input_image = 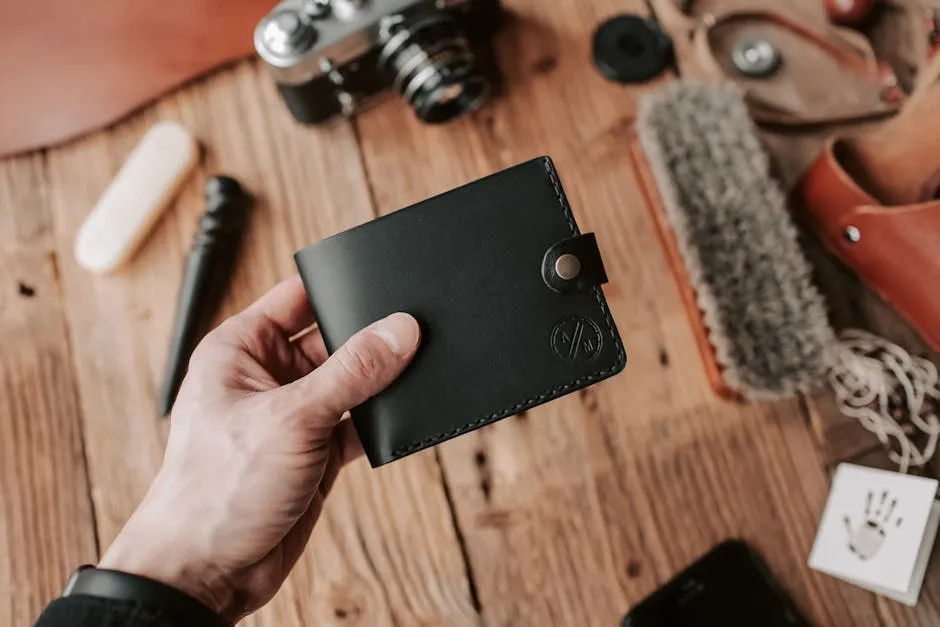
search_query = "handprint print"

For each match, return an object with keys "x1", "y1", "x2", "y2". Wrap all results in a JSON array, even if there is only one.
[{"x1": 844, "y1": 489, "x2": 903, "y2": 560}]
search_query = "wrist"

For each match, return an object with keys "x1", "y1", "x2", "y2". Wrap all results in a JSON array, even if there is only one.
[
  {"x1": 61, "y1": 565, "x2": 230, "y2": 627},
  {"x1": 99, "y1": 500, "x2": 237, "y2": 620}
]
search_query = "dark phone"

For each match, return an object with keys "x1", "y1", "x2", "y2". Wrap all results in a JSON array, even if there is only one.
[{"x1": 622, "y1": 540, "x2": 811, "y2": 627}]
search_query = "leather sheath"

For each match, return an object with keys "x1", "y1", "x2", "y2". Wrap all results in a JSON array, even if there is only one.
[
  {"x1": 797, "y1": 55, "x2": 940, "y2": 352},
  {"x1": 294, "y1": 157, "x2": 626, "y2": 467}
]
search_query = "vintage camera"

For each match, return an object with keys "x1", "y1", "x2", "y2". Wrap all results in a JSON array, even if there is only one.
[{"x1": 254, "y1": 0, "x2": 502, "y2": 125}]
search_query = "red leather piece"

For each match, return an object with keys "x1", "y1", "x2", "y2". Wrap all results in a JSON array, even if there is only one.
[
  {"x1": 798, "y1": 139, "x2": 940, "y2": 351},
  {"x1": 0, "y1": 0, "x2": 272, "y2": 157}
]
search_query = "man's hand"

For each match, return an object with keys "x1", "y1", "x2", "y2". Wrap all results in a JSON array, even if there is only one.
[{"x1": 98, "y1": 277, "x2": 421, "y2": 621}]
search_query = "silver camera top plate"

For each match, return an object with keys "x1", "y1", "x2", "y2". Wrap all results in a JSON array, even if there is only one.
[{"x1": 256, "y1": 0, "x2": 453, "y2": 85}]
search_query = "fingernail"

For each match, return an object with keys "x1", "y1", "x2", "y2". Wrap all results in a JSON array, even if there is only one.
[{"x1": 373, "y1": 313, "x2": 420, "y2": 356}]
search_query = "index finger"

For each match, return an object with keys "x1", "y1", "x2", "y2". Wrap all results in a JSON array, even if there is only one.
[{"x1": 243, "y1": 275, "x2": 316, "y2": 339}]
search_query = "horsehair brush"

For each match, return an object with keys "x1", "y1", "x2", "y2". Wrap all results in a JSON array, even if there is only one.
[
  {"x1": 635, "y1": 81, "x2": 835, "y2": 400},
  {"x1": 634, "y1": 80, "x2": 940, "y2": 473}
]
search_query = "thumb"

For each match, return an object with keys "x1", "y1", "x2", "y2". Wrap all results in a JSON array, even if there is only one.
[{"x1": 281, "y1": 312, "x2": 421, "y2": 421}]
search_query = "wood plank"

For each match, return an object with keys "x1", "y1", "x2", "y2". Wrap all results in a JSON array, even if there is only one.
[
  {"x1": 40, "y1": 60, "x2": 477, "y2": 626},
  {"x1": 0, "y1": 248, "x2": 97, "y2": 625},
  {"x1": 0, "y1": 152, "x2": 53, "y2": 249},
  {"x1": 352, "y1": 0, "x2": 889, "y2": 624}
]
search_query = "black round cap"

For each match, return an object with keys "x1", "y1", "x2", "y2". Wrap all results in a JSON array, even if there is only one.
[{"x1": 592, "y1": 15, "x2": 672, "y2": 84}]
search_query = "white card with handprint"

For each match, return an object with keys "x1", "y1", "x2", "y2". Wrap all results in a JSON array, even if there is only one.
[{"x1": 809, "y1": 463, "x2": 940, "y2": 606}]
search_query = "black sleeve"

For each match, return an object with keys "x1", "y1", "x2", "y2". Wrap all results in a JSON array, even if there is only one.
[{"x1": 35, "y1": 595, "x2": 185, "y2": 627}]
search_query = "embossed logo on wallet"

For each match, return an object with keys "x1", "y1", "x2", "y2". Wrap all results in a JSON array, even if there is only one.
[{"x1": 551, "y1": 317, "x2": 603, "y2": 364}]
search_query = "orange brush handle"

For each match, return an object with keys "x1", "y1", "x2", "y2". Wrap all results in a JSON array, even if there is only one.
[{"x1": 628, "y1": 139, "x2": 740, "y2": 401}]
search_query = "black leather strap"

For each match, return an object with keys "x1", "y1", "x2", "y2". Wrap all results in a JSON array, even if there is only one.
[{"x1": 62, "y1": 566, "x2": 228, "y2": 627}]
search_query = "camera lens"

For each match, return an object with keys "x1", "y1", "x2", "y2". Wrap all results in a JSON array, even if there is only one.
[{"x1": 379, "y1": 13, "x2": 490, "y2": 124}]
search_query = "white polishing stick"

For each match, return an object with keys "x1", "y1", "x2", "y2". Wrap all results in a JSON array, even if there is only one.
[{"x1": 75, "y1": 121, "x2": 199, "y2": 274}]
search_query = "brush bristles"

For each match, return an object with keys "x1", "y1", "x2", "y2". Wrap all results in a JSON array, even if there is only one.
[{"x1": 637, "y1": 81, "x2": 835, "y2": 399}]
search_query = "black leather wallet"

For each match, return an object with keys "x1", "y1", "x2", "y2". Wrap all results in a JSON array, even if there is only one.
[{"x1": 295, "y1": 157, "x2": 626, "y2": 467}]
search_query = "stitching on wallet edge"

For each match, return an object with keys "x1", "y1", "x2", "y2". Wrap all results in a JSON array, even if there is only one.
[{"x1": 391, "y1": 157, "x2": 626, "y2": 459}]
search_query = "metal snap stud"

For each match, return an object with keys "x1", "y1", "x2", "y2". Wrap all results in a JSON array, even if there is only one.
[
  {"x1": 555, "y1": 254, "x2": 582, "y2": 281},
  {"x1": 732, "y1": 38, "x2": 782, "y2": 78},
  {"x1": 844, "y1": 225, "x2": 861, "y2": 243}
]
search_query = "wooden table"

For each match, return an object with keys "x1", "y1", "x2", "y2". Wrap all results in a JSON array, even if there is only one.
[{"x1": 3, "y1": 0, "x2": 940, "y2": 625}]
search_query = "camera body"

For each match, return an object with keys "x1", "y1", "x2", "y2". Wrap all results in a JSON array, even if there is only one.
[{"x1": 254, "y1": 0, "x2": 502, "y2": 125}]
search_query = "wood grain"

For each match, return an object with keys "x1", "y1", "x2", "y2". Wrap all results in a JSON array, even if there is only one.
[{"x1": 0, "y1": 248, "x2": 97, "y2": 625}]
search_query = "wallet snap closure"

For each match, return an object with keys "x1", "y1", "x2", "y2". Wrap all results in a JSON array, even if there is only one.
[{"x1": 541, "y1": 233, "x2": 609, "y2": 293}]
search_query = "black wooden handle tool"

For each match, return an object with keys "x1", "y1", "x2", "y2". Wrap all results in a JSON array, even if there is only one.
[{"x1": 158, "y1": 176, "x2": 251, "y2": 417}]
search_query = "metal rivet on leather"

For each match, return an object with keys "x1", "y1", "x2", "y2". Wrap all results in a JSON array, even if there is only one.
[
  {"x1": 555, "y1": 253, "x2": 582, "y2": 280},
  {"x1": 844, "y1": 225, "x2": 861, "y2": 243},
  {"x1": 732, "y1": 38, "x2": 782, "y2": 78}
]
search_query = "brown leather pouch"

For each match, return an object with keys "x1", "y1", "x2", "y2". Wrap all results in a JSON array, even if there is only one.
[
  {"x1": 651, "y1": 0, "x2": 903, "y2": 126},
  {"x1": 650, "y1": 0, "x2": 831, "y2": 34},
  {"x1": 0, "y1": 0, "x2": 272, "y2": 157},
  {"x1": 797, "y1": 56, "x2": 940, "y2": 351}
]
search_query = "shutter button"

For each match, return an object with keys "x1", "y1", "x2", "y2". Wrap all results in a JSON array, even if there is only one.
[{"x1": 260, "y1": 10, "x2": 318, "y2": 58}]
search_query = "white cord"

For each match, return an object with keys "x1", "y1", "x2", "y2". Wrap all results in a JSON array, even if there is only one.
[{"x1": 829, "y1": 329, "x2": 940, "y2": 474}]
